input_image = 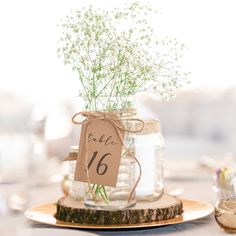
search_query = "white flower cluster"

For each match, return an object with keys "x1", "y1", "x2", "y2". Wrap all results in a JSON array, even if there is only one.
[{"x1": 58, "y1": 2, "x2": 189, "y2": 110}]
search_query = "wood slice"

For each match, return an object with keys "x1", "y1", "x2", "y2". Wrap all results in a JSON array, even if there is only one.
[{"x1": 55, "y1": 194, "x2": 183, "y2": 225}]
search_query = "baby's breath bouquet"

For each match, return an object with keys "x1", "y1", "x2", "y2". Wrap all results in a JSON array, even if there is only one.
[{"x1": 58, "y1": 2, "x2": 189, "y2": 111}]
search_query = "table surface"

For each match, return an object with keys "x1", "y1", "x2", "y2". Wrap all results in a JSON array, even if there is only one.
[{"x1": 1, "y1": 175, "x2": 227, "y2": 236}]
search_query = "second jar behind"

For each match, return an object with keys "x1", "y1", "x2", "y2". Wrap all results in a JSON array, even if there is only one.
[{"x1": 134, "y1": 119, "x2": 164, "y2": 201}]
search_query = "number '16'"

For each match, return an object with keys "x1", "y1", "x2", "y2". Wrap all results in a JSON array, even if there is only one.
[{"x1": 87, "y1": 151, "x2": 111, "y2": 175}]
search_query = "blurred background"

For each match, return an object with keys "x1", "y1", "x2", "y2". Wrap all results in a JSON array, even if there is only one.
[
  {"x1": 0, "y1": 0, "x2": 236, "y2": 229},
  {"x1": 1, "y1": 0, "x2": 236, "y2": 157}
]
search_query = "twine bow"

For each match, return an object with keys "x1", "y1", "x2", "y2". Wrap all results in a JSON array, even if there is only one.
[{"x1": 72, "y1": 111, "x2": 144, "y2": 203}]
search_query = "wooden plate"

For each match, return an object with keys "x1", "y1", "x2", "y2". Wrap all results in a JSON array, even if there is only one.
[{"x1": 24, "y1": 198, "x2": 214, "y2": 229}]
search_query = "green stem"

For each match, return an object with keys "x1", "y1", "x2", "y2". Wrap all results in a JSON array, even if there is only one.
[{"x1": 92, "y1": 184, "x2": 109, "y2": 203}]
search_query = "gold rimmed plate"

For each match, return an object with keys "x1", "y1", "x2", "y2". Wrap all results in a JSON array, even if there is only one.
[{"x1": 24, "y1": 198, "x2": 214, "y2": 229}]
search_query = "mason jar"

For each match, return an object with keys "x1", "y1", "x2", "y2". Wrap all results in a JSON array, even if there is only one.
[
  {"x1": 214, "y1": 164, "x2": 236, "y2": 231},
  {"x1": 75, "y1": 96, "x2": 137, "y2": 209},
  {"x1": 134, "y1": 119, "x2": 164, "y2": 201},
  {"x1": 83, "y1": 97, "x2": 137, "y2": 209},
  {"x1": 68, "y1": 96, "x2": 164, "y2": 209}
]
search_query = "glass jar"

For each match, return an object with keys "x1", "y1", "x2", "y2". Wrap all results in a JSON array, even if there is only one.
[
  {"x1": 214, "y1": 164, "x2": 236, "y2": 231},
  {"x1": 135, "y1": 119, "x2": 164, "y2": 201},
  {"x1": 84, "y1": 97, "x2": 137, "y2": 209},
  {"x1": 70, "y1": 96, "x2": 137, "y2": 209},
  {"x1": 69, "y1": 96, "x2": 164, "y2": 209},
  {"x1": 215, "y1": 197, "x2": 236, "y2": 232}
]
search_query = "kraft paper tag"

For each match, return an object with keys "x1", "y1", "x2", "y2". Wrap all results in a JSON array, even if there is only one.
[{"x1": 74, "y1": 112, "x2": 125, "y2": 187}]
